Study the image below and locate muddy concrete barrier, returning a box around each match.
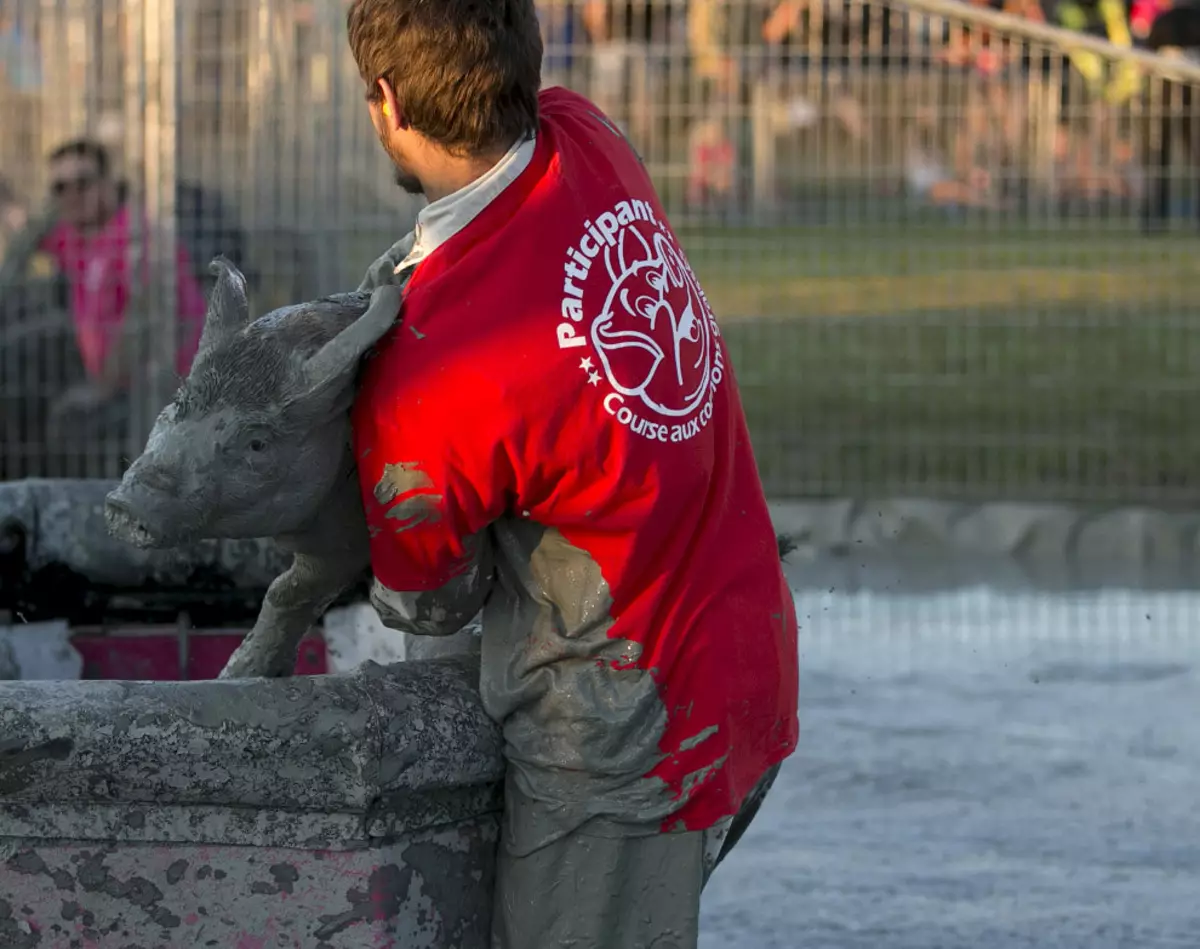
[0,655,505,948]
[0,478,298,625]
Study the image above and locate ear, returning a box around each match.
[294,284,402,416]
[377,78,406,132]
[195,256,250,355]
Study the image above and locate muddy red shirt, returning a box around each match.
[353,87,798,849]
[41,204,207,380]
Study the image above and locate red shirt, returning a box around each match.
[354,87,799,836]
[41,204,207,381]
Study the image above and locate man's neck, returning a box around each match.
[420,142,519,205]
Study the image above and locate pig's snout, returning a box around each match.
[104,487,163,549]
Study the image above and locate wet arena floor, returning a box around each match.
[701,583,1200,948]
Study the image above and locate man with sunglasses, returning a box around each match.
[0,138,208,420]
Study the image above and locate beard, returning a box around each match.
[375,123,424,196]
[393,167,423,196]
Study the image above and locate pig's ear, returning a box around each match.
[295,284,402,414]
[195,256,250,355]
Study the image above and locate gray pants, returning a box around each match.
[491,764,780,949]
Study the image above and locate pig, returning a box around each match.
[104,257,403,679]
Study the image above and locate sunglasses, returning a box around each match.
[51,175,98,196]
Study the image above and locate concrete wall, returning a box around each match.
[769,498,1200,592]
[0,478,289,600]
[0,655,504,948]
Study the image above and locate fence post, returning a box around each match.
[122,0,179,464]
[750,78,777,219]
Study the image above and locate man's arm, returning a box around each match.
[359,454,500,639]
[369,529,494,637]
[354,342,511,639]
[354,230,501,638]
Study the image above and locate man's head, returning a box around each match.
[47,138,119,232]
[346,0,542,197]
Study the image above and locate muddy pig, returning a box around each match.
[104,257,402,678]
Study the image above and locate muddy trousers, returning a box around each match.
[490,764,780,949]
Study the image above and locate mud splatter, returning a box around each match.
[165,860,188,885]
[374,462,434,506]
[314,865,409,941]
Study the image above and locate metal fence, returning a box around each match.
[3,0,1200,503]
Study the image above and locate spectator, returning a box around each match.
[1054,0,1141,104]
[688,118,737,207]
[759,1,867,142]
[936,0,1033,194]
[1130,0,1172,42]
[1142,2,1200,50]
[904,107,1005,210]
[1053,126,1142,203]
[581,0,673,147]
[0,139,208,418]
[687,0,744,210]
[536,0,579,88]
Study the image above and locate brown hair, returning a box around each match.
[347,0,543,158]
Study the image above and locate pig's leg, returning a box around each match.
[219,551,367,679]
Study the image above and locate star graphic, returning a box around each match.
[579,356,594,371]
[588,371,602,386]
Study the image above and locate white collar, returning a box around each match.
[394,133,537,275]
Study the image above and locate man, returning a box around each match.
[535,0,579,89]
[346,1,799,946]
[0,139,209,417]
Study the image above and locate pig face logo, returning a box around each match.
[591,225,714,419]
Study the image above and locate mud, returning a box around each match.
[0,655,504,948]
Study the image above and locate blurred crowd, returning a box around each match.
[534,0,1200,210]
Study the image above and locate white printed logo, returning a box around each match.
[555,199,725,444]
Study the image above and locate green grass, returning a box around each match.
[681,222,1200,502]
[336,220,1200,504]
